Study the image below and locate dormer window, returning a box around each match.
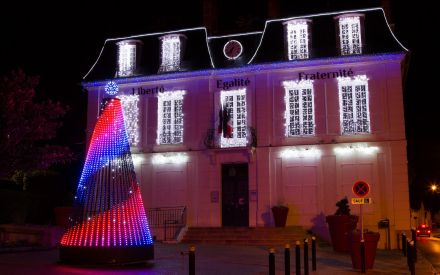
[283,19,311,60]
[116,40,142,77]
[159,34,186,73]
[335,14,364,56]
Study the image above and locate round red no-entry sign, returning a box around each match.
[352,181,370,198]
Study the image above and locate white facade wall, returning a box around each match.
[86,55,409,249]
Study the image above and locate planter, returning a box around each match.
[326,215,358,252]
[349,231,380,269]
[272,206,289,227]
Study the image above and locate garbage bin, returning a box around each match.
[349,231,380,269]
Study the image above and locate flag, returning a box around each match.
[218,104,233,138]
[222,107,233,138]
[218,105,223,134]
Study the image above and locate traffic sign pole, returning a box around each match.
[360,204,364,241]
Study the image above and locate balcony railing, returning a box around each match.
[204,126,257,149]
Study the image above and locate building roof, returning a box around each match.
[83,7,407,82]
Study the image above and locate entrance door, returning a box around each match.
[222,163,249,227]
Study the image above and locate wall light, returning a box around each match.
[152,153,189,165]
[280,147,321,158]
[334,144,379,155]
[131,154,143,166]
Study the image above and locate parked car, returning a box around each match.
[416,224,431,237]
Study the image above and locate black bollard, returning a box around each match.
[295,240,301,275]
[360,239,366,273]
[269,248,275,275]
[284,244,290,275]
[304,238,309,275]
[189,245,195,275]
[408,241,415,275]
[412,239,418,267]
[411,229,417,263]
[402,233,407,257]
[311,236,317,271]
[406,239,411,270]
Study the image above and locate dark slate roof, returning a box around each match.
[84,28,213,81]
[83,7,407,82]
[208,32,262,69]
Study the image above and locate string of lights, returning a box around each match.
[59,98,153,264]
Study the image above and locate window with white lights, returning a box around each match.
[157,90,185,144]
[283,80,315,136]
[118,95,140,146]
[159,34,185,72]
[116,40,142,77]
[284,19,311,60]
[337,14,364,55]
[220,89,247,148]
[338,75,370,134]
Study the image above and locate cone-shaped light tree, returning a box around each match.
[60,98,153,264]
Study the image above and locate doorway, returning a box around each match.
[222,163,249,227]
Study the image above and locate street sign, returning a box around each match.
[351,197,372,204]
[352,181,370,198]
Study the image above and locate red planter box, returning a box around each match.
[272,206,289,227]
[349,231,380,269]
[326,215,358,252]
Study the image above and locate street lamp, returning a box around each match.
[431,184,438,193]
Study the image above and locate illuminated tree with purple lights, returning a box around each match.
[59,98,153,264]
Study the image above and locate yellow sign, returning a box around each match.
[351,197,372,204]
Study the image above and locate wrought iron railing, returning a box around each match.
[204,126,257,149]
[146,206,187,241]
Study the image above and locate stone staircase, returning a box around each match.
[181,226,310,246]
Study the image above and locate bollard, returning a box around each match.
[284,244,290,275]
[304,238,309,275]
[269,248,275,275]
[189,245,195,275]
[360,239,366,273]
[295,240,301,275]
[409,241,415,275]
[406,239,412,271]
[411,229,417,263]
[412,239,418,267]
[402,233,407,257]
[311,236,317,271]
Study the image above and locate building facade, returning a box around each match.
[83,8,410,249]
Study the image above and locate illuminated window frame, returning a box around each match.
[336,14,364,55]
[220,89,247,148]
[283,80,315,136]
[284,19,311,60]
[338,75,370,135]
[157,90,185,144]
[116,40,142,77]
[118,95,140,146]
[159,34,186,73]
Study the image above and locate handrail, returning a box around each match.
[146,206,187,241]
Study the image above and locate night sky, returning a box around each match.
[0,1,437,207]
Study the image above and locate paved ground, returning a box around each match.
[0,242,437,274]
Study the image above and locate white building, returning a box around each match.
[83,8,410,249]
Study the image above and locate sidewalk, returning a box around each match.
[0,242,437,274]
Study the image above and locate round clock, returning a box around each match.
[223,40,243,60]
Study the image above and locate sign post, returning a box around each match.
[352,180,370,273]
[352,181,370,242]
